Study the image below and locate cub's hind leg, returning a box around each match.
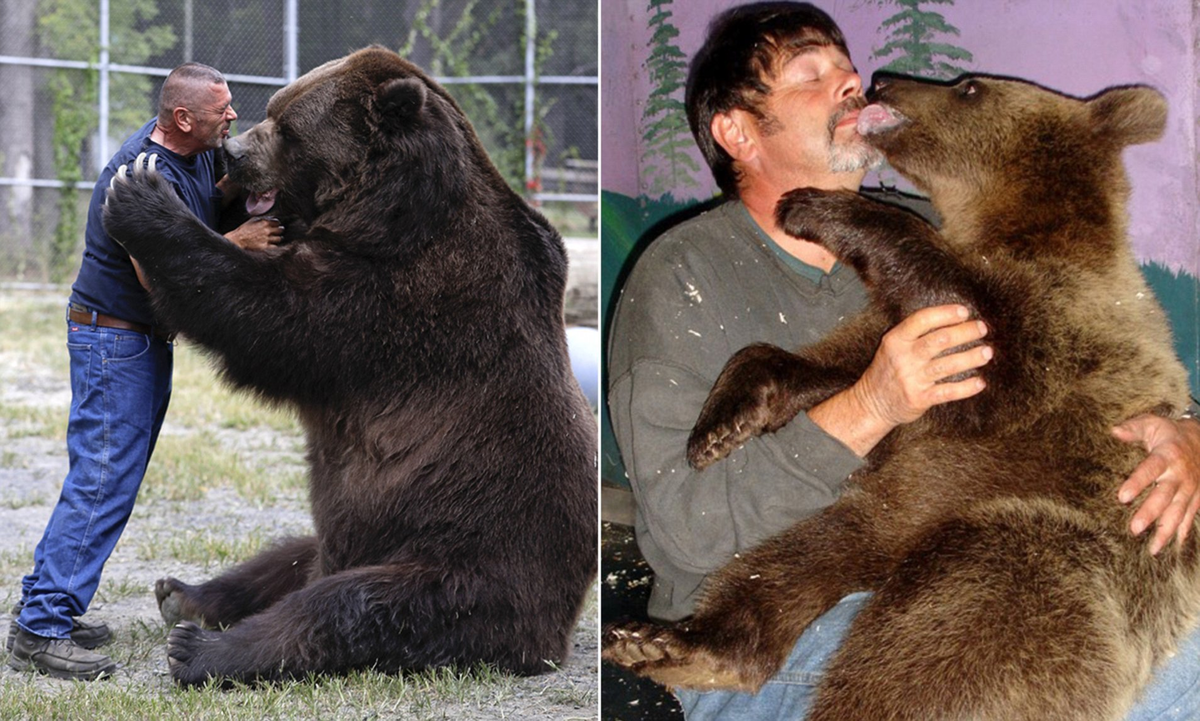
[604,496,894,692]
[809,504,1140,721]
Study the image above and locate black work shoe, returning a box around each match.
[6,603,112,652]
[8,629,117,681]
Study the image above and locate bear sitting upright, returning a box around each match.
[602,75,1199,720]
[102,47,597,686]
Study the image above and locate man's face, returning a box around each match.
[189,83,238,150]
[748,45,881,186]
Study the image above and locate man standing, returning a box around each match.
[7,62,280,681]
[607,2,1200,717]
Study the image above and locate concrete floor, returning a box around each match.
[600,521,684,721]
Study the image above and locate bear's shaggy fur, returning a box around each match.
[102,47,597,687]
[602,75,1200,720]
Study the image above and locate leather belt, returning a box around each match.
[68,307,174,342]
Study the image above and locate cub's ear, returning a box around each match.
[1089,85,1167,147]
[377,77,427,124]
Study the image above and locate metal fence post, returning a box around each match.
[524,0,536,194]
[98,0,110,174]
[285,0,298,83]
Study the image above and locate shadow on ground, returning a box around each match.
[601,522,684,721]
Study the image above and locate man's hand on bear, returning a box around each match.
[1114,414,1200,555]
[225,216,284,252]
[809,304,992,457]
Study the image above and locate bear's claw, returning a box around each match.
[602,621,750,691]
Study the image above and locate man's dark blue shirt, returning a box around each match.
[70,118,222,327]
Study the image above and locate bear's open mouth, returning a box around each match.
[245,189,278,216]
[856,104,907,136]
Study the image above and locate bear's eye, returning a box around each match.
[959,80,981,99]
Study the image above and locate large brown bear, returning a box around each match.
[101,47,597,686]
[602,75,1200,720]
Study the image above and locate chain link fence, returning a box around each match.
[0,0,597,283]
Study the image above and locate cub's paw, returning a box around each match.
[602,621,749,691]
[687,344,802,470]
[774,187,864,246]
[155,577,204,627]
[167,621,225,688]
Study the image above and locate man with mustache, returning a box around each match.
[6,62,280,681]
[606,2,1200,717]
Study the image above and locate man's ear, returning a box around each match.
[711,110,757,163]
[172,107,192,134]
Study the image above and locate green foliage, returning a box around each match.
[640,0,700,197]
[399,0,560,195]
[37,0,176,280]
[871,0,973,80]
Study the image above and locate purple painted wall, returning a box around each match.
[601,0,1200,275]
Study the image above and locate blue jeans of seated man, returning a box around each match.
[17,317,172,640]
[677,592,1200,720]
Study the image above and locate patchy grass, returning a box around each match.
[133,528,273,569]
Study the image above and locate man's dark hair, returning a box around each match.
[686,2,850,196]
[158,62,227,126]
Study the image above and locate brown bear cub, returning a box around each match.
[602,75,1199,720]
[102,47,596,686]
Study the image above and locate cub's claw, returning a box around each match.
[687,344,804,470]
[602,621,749,691]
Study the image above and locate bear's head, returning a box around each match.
[223,46,496,232]
[855,75,1166,212]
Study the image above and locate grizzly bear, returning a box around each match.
[602,75,1200,720]
[101,47,597,686]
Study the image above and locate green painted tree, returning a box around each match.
[871,0,973,80]
[640,0,698,197]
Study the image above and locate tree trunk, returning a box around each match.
[0,0,37,274]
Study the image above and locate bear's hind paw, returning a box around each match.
[601,621,750,691]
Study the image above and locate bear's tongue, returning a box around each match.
[856,103,905,136]
[245,189,277,216]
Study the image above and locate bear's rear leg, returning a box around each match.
[601,620,760,691]
[156,536,318,628]
[604,500,893,692]
[164,560,557,686]
[808,509,1140,721]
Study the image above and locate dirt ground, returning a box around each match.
[0,293,598,719]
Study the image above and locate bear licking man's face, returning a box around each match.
[102,47,596,689]
[222,54,445,227]
[606,74,1195,721]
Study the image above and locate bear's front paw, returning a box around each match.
[602,621,749,691]
[687,344,804,470]
[156,577,204,627]
[102,152,192,256]
[774,187,866,248]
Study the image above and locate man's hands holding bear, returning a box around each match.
[1115,414,1200,555]
[225,216,284,251]
[809,304,991,458]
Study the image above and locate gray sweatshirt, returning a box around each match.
[607,198,890,620]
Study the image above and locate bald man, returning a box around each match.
[7,63,278,681]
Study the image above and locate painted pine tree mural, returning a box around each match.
[872,0,973,80]
[640,0,699,197]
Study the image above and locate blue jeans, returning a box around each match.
[677,592,1200,720]
[17,315,172,639]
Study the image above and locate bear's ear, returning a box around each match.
[377,77,427,123]
[1088,85,1167,147]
